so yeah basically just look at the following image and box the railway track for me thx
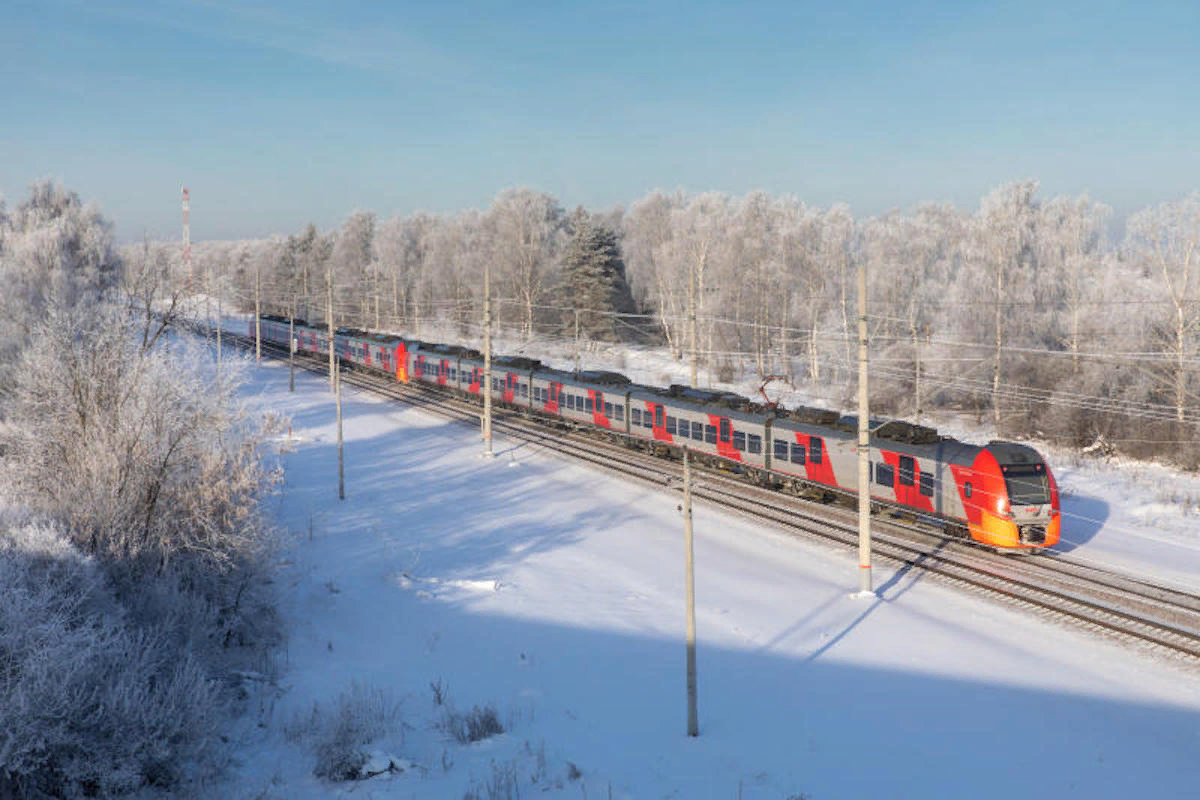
[223,330,1200,662]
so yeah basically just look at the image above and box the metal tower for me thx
[182,186,191,287]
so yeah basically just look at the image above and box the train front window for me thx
[1003,465,1051,505]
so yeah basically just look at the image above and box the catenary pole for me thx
[483,264,493,457]
[289,309,295,393]
[857,261,873,595]
[688,260,698,388]
[327,262,335,391]
[336,356,345,500]
[216,274,222,375]
[574,308,581,372]
[683,447,699,736]
[255,259,261,362]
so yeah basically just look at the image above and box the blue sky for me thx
[2,0,1196,241]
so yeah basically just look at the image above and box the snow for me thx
[210,347,1200,799]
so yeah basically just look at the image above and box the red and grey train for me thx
[256,315,1062,551]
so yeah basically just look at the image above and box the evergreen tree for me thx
[560,207,636,342]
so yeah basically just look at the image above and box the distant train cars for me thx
[256,315,1061,550]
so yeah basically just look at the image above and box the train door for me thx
[895,454,917,506]
[590,391,607,426]
[651,403,666,439]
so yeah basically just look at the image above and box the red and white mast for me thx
[181,186,191,287]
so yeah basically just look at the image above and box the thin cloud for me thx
[56,0,474,86]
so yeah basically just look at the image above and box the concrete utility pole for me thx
[574,308,581,372]
[336,356,345,501]
[688,261,698,388]
[857,262,873,595]
[683,447,699,737]
[327,262,335,391]
[255,259,262,362]
[289,310,296,393]
[216,281,222,375]
[482,264,494,457]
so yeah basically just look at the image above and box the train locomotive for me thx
[255,315,1061,551]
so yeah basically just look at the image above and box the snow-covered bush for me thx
[284,681,405,781]
[0,305,282,652]
[442,704,505,745]
[0,514,221,798]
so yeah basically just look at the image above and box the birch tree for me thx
[1124,193,1200,422]
[487,188,564,338]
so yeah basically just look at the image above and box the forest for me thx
[164,181,1200,468]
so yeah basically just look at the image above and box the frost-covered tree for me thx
[0,180,120,395]
[486,188,565,338]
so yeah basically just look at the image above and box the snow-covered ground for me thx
[216,352,1200,800]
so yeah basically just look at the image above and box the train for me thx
[255,314,1062,551]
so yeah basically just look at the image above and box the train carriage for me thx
[334,328,373,370]
[256,314,293,346]
[630,385,769,471]
[557,371,632,431]
[766,407,855,494]
[409,342,465,388]
[527,366,575,420]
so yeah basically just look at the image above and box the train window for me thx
[876,463,895,488]
[810,438,823,464]
[705,424,717,444]
[748,434,762,455]
[690,422,703,441]
[732,431,746,451]
[643,411,653,428]
[604,401,613,418]
[631,407,642,425]
[774,439,789,461]
[719,419,730,443]
[920,471,935,497]
[666,416,677,435]
[964,482,973,499]
[898,456,915,486]
[655,406,665,428]
[615,404,624,420]
[522,384,529,397]
[586,397,594,412]
[790,443,805,464]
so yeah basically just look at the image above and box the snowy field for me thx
[218,351,1200,799]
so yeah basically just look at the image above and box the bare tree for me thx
[487,188,564,338]
[1125,193,1200,422]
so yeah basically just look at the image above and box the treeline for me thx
[164,182,1199,467]
[0,182,280,797]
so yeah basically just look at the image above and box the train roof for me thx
[366,332,405,344]
[572,370,631,387]
[415,342,484,359]
[984,440,1046,465]
[631,383,761,410]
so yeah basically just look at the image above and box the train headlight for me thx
[996,496,1009,516]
